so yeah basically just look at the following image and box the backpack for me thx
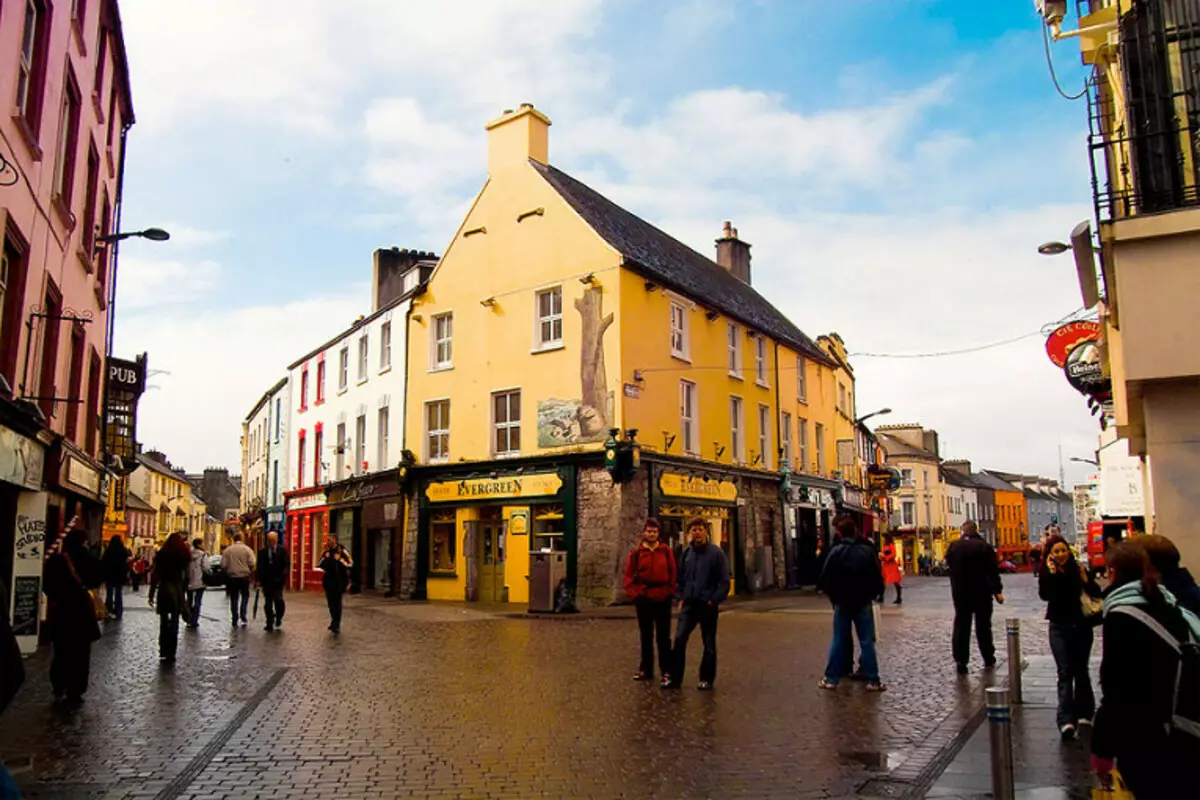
[1109,605,1200,741]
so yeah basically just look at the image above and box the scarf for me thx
[1104,580,1200,639]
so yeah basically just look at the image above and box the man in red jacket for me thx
[624,518,677,682]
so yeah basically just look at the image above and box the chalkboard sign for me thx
[11,576,39,637]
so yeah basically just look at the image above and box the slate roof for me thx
[876,433,938,460]
[975,471,1022,492]
[126,492,154,512]
[531,160,832,365]
[943,469,980,489]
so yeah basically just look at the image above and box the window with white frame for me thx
[338,346,349,391]
[755,337,768,385]
[535,287,563,349]
[492,390,521,457]
[729,396,744,463]
[757,404,771,469]
[679,380,697,454]
[902,501,915,526]
[335,422,346,478]
[781,411,792,465]
[355,414,366,474]
[426,400,450,462]
[797,355,807,402]
[727,323,741,377]
[358,335,368,382]
[377,405,389,468]
[901,468,913,487]
[670,302,688,359]
[380,321,392,370]
[838,382,846,413]
[814,422,825,473]
[797,417,809,469]
[432,313,453,368]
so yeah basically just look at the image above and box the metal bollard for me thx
[1005,618,1022,705]
[987,686,1016,800]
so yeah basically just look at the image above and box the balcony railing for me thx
[1089,0,1200,221]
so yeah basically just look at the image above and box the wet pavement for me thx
[1,576,1054,799]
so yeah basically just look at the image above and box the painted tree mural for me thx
[574,286,613,436]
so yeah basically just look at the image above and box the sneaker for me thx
[1077,717,1093,727]
[697,681,713,691]
[660,674,677,689]
[1060,723,1076,741]
[817,678,838,690]
[633,671,650,681]
[866,682,888,693]
[956,663,969,676]
[265,624,274,632]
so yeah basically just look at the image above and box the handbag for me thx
[64,552,107,622]
[1079,565,1103,620]
[1091,768,1134,800]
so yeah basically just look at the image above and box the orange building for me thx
[978,471,1028,569]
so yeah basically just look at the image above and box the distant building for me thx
[944,460,995,546]
[878,424,948,572]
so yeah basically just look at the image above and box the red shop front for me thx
[284,487,327,592]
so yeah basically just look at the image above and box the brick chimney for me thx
[486,103,550,175]
[715,221,751,284]
[944,459,972,476]
[372,247,437,311]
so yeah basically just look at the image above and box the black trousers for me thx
[49,636,91,699]
[226,578,250,623]
[325,588,344,631]
[670,602,718,685]
[634,598,672,676]
[263,585,285,626]
[159,612,180,661]
[952,603,995,666]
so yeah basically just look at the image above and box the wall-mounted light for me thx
[751,452,762,466]
[579,273,597,286]
[480,297,496,308]
[644,281,659,292]
[662,432,676,452]
[633,370,645,383]
[517,207,545,223]
[714,443,726,459]
[705,310,719,322]
[463,226,487,238]
[411,314,424,324]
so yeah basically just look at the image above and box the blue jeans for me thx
[1048,621,1095,727]
[824,604,879,684]
[105,583,123,618]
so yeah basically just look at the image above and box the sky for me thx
[111,0,1103,487]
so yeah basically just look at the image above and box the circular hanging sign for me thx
[1045,321,1102,368]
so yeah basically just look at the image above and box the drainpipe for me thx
[99,121,133,471]
[773,341,788,589]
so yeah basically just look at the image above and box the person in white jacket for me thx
[186,539,209,628]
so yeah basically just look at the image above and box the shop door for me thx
[477,521,505,603]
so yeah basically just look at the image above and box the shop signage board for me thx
[0,428,44,490]
[10,491,47,653]
[789,484,836,510]
[658,473,738,502]
[66,456,101,496]
[286,492,328,512]
[426,472,563,503]
[1045,321,1110,399]
[508,508,530,535]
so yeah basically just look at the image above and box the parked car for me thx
[998,560,1018,574]
[203,555,227,587]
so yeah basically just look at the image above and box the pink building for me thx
[1,0,134,647]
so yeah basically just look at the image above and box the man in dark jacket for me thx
[100,534,129,619]
[256,532,290,632]
[945,521,1004,675]
[817,515,886,691]
[623,517,677,682]
[663,518,730,691]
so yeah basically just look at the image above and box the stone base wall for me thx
[575,464,649,607]
[397,488,419,600]
[736,476,786,592]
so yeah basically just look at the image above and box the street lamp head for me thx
[140,227,171,242]
[878,407,892,415]
[96,226,172,245]
[1037,241,1071,256]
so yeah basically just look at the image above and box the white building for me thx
[240,376,287,515]
[264,378,291,521]
[943,469,976,536]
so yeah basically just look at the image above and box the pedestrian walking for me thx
[623,517,677,682]
[945,520,1004,675]
[662,518,729,691]
[149,533,190,664]
[220,533,256,628]
[42,517,101,702]
[186,539,208,628]
[880,534,903,605]
[130,556,146,592]
[100,534,129,619]
[257,532,290,632]
[1140,534,1200,617]
[817,514,886,692]
[1038,533,1102,740]
[318,536,352,634]
[1092,541,1200,799]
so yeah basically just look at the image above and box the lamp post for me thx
[855,407,892,425]
[1070,457,1099,467]
[1037,221,1100,309]
[97,226,170,473]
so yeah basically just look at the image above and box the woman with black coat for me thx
[149,532,191,664]
[318,535,352,634]
[42,520,102,701]
[100,535,130,619]
[1038,534,1102,740]
[1091,541,1200,798]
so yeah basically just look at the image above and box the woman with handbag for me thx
[150,532,191,664]
[318,535,352,634]
[42,519,102,702]
[1038,533,1103,740]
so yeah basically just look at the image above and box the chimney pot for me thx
[715,220,752,285]
[722,220,732,238]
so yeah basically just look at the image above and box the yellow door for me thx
[477,522,505,602]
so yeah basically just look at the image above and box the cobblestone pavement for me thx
[1,575,1051,799]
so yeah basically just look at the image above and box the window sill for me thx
[671,353,691,364]
[77,246,94,274]
[105,145,114,178]
[72,20,88,57]
[428,571,459,579]
[428,457,450,465]
[91,90,105,123]
[532,342,564,355]
[379,364,392,375]
[356,378,368,386]
[337,386,348,396]
[93,283,108,310]
[314,399,325,407]
[52,194,77,230]
[797,397,808,405]
[298,406,308,414]
[10,112,43,161]
[429,365,453,374]
[494,451,520,459]
[755,380,770,390]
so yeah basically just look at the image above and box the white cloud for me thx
[157,224,230,249]
[116,257,222,310]
[115,289,369,471]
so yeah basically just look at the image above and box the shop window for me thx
[429,511,457,574]
[311,513,325,567]
[532,505,564,552]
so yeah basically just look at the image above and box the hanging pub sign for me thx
[104,354,148,475]
[1045,322,1111,400]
